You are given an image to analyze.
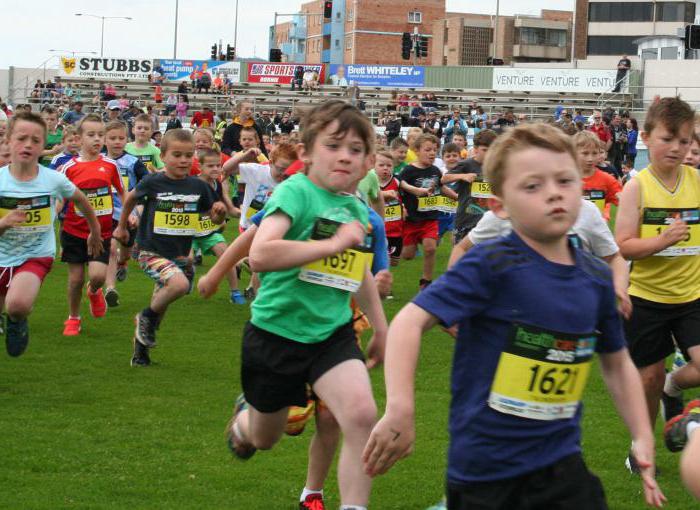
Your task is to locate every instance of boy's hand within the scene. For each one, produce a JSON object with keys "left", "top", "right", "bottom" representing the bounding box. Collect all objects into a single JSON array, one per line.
[
  {"left": 211, "top": 201, "right": 227, "bottom": 218},
  {"left": 384, "top": 190, "right": 398, "bottom": 201},
  {"left": 365, "top": 329, "right": 386, "bottom": 369},
  {"left": 0, "top": 209, "right": 28, "bottom": 230},
  {"left": 240, "top": 148, "right": 260, "bottom": 162},
  {"left": 374, "top": 269, "right": 393, "bottom": 299},
  {"left": 331, "top": 221, "right": 365, "bottom": 252},
  {"left": 112, "top": 226, "right": 129, "bottom": 246},
  {"left": 631, "top": 438, "right": 667, "bottom": 508},
  {"left": 363, "top": 412, "right": 415, "bottom": 477},
  {"left": 87, "top": 231, "right": 104, "bottom": 257},
  {"left": 660, "top": 220, "right": 689, "bottom": 247},
  {"left": 127, "top": 214, "right": 140, "bottom": 229},
  {"left": 463, "top": 173, "right": 478, "bottom": 183},
  {"left": 197, "top": 275, "right": 218, "bottom": 299}
]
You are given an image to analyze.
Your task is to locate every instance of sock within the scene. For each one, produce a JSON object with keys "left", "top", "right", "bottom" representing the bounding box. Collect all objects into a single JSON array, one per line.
[
  {"left": 142, "top": 307, "right": 159, "bottom": 319},
  {"left": 340, "top": 506, "right": 367, "bottom": 510},
  {"left": 68, "top": 315, "right": 80, "bottom": 320},
  {"left": 299, "top": 487, "right": 323, "bottom": 502},
  {"left": 664, "top": 371, "right": 683, "bottom": 397},
  {"left": 688, "top": 421, "right": 700, "bottom": 438}
]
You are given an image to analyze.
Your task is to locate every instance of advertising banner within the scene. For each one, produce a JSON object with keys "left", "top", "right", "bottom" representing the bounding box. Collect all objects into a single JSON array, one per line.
[
  {"left": 328, "top": 64, "right": 425, "bottom": 88},
  {"left": 247, "top": 63, "right": 325, "bottom": 84},
  {"left": 154, "top": 59, "right": 241, "bottom": 83},
  {"left": 59, "top": 57, "right": 152, "bottom": 81},
  {"left": 492, "top": 68, "right": 622, "bottom": 94}
]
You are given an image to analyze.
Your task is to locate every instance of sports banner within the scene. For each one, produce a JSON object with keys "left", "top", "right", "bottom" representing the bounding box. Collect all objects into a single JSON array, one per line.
[
  {"left": 59, "top": 57, "right": 152, "bottom": 81},
  {"left": 328, "top": 65, "right": 425, "bottom": 88},
  {"left": 493, "top": 68, "right": 622, "bottom": 94},
  {"left": 154, "top": 59, "right": 241, "bottom": 83},
  {"left": 247, "top": 63, "right": 325, "bottom": 85}
]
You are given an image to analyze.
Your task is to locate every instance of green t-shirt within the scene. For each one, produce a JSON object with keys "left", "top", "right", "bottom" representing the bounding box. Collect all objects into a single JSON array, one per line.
[
  {"left": 357, "top": 169, "right": 380, "bottom": 205},
  {"left": 40, "top": 129, "right": 63, "bottom": 166},
  {"left": 125, "top": 142, "right": 165, "bottom": 172},
  {"left": 252, "top": 173, "right": 369, "bottom": 344},
  {"left": 393, "top": 162, "right": 407, "bottom": 176}
]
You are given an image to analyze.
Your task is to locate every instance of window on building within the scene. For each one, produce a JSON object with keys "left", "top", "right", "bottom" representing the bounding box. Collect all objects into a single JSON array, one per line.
[
  {"left": 408, "top": 11, "right": 422, "bottom": 23},
  {"left": 335, "top": 39, "right": 340, "bottom": 48},
  {"left": 641, "top": 48, "right": 658, "bottom": 60},
  {"left": 656, "top": 2, "right": 695, "bottom": 22},
  {"left": 517, "top": 27, "right": 567, "bottom": 47},
  {"left": 346, "top": 38, "right": 352, "bottom": 50},
  {"left": 444, "top": 27, "right": 449, "bottom": 44},
  {"left": 588, "top": 2, "right": 654, "bottom": 22},
  {"left": 660, "top": 46, "right": 678, "bottom": 59},
  {"left": 348, "top": 8, "right": 354, "bottom": 21},
  {"left": 587, "top": 35, "right": 639, "bottom": 55}
]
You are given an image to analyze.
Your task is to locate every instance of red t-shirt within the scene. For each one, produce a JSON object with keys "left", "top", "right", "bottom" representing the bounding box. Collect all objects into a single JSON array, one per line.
[
  {"left": 190, "top": 152, "right": 230, "bottom": 176},
  {"left": 61, "top": 155, "right": 123, "bottom": 239},
  {"left": 381, "top": 177, "right": 403, "bottom": 238},
  {"left": 582, "top": 169, "right": 621, "bottom": 217},
  {"left": 192, "top": 110, "right": 215, "bottom": 128},
  {"left": 589, "top": 123, "right": 611, "bottom": 144}
]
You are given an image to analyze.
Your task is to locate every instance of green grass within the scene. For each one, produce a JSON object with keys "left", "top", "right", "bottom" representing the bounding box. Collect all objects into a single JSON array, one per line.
[{"left": 0, "top": 224, "right": 696, "bottom": 509}]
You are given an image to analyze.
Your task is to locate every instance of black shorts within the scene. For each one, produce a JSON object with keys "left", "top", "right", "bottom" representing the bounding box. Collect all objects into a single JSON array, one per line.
[
  {"left": 453, "top": 224, "right": 472, "bottom": 245},
  {"left": 387, "top": 236, "right": 403, "bottom": 259},
  {"left": 60, "top": 230, "right": 111, "bottom": 265},
  {"left": 624, "top": 296, "right": 700, "bottom": 368},
  {"left": 241, "top": 321, "right": 364, "bottom": 413},
  {"left": 447, "top": 454, "right": 607, "bottom": 510}
]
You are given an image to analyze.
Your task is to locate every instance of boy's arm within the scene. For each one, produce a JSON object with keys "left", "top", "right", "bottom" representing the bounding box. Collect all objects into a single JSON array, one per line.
[
  {"left": 220, "top": 180, "right": 238, "bottom": 216},
  {"left": 363, "top": 303, "right": 438, "bottom": 476},
  {"left": 113, "top": 190, "right": 138, "bottom": 244},
  {"left": 208, "top": 201, "right": 227, "bottom": 224},
  {"left": 615, "top": 178, "right": 689, "bottom": 259},
  {"left": 354, "top": 266, "right": 389, "bottom": 369},
  {"left": 447, "top": 235, "right": 474, "bottom": 269},
  {"left": 71, "top": 189, "right": 104, "bottom": 256},
  {"left": 599, "top": 349, "right": 666, "bottom": 507},
  {"left": 601, "top": 252, "right": 632, "bottom": 319},
  {"left": 399, "top": 180, "right": 429, "bottom": 197},
  {"left": 0, "top": 210, "right": 27, "bottom": 235},
  {"left": 222, "top": 148, "right": 260, "bottom": 177},
  {"left": 249, "top": 212, "right": 366, "bottom": 272},
  {"left": 370, "top": 191, "right": 385, "bottom": 218},
  {"left": 441, "top": 172, "right": 476, "bottom": 184},
  {"left": 199, "top": 225, "right": 257, "bottom": 298},
  {"left": 441, "top": 185, "right": 458, "bottom": 200}
]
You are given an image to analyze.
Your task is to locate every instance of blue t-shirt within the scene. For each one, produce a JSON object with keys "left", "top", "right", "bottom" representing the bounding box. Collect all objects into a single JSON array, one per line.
[
  {"left": 50, "top": 152, "right": 76, "bottom": 170},
  {"left": 0, "top": 165, "right": 76, "bottom": 266},
  {"left": 413, "top": 231, "right": 625, "bottom": 484},
  {"left": 110, "top": 152, "right": 148, "bottom": 220}
]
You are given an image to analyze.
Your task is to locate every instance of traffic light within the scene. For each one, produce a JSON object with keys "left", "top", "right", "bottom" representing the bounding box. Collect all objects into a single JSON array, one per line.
[
  {"left": 486, "top": 57, "right": 504, "bottom": 65},
  {"left": 417, "top": 36, "right": 429, "bottom": 58},
  {"left": 401, "top": 32, "right": 412, "bottom": 60},
  {"left": 210, "top": 44, "right": 217, "bottom": 60},
  {"left": 324, "top": 1, "right": 333, "bottom": 18},
  {"left": 686, "top": 24, "right": 700, "bottom": 50},
  {"left": 269, "top": 48, "right": 282, "bottom": 62},
  {"left": 226, "top": 44, "right": 235, "bottom": 61}
]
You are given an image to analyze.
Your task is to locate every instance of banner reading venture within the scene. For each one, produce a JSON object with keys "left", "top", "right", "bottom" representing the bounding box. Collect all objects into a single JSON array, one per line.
[
  {"left": 328, "top": 65, "right": 424, "bottom": 88},
  {"left": 59, "top": 57, "right": 152, "bottom": 81},
  {"left": 247, "top": 63, "right": 325, "bottom": 85},
  {"left": 493, "top": 68, "right": 622, "bottom": 94},
  {"left": 154, "top": 59, "right": 241, "bottom": 83}
]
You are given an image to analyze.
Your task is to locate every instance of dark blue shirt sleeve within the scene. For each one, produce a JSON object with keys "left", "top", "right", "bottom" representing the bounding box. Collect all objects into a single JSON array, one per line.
[
  {"left": 250, "top": 210, "right": 265, "bottom": 226},
  {"left": 367, "top": 208, "right": 388, "bottom": 274},
  {"left": 594, "top": 277, "right": 626, "bottom": 354},
  {"left": 133, "top": 160, "right": 148, "bottom": 183}
]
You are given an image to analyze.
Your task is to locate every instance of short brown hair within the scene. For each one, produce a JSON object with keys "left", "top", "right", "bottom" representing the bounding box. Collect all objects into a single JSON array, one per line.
[
  {"left": 390, "top": 137, "right": 408, "bottom": 149},
  {"left": 197, "top": 147, "right": 220, "bottom": 164},
  {"left": 442, "top": 142, "right": 461, "bottom": 155},
  {"left": 473, "top": 129, "right": 497, "bottom": 148},
  {"left": 300, "top": 100, "right": 374, "bottom": 155},
  {"left": 134, "top": 113, "right": 152, "bottom": 126},
  {"left": 484, "top": 123, "right": 577, "bottom": 197},
  {"left": 194, "top": 127, "right": 215, "bottom": 141},
  {"left": 7, "top": 111, "right": 47, "bottom": 139},
  {"left": 62, "top": 125, "right": 79, "bottom": 139},
  {"left": 160, "top": 128, "right": 194, "bottom": 154},
  {"left": 105, "top": 120, "right": 128, "bottom": 134},
  {"left": 269, "top": 142, "right": 298, "bottom": 164},
  {"left": 239, "top": 126, "right": 259, "bottom": 141},
  {"left": 412, "top": 133, "right": 438, "bottom": 151},
  {"left": 77, "top": 114, "right": 104, "bottom": 134},
  {"left": 573, "top": 130, "right": 602, "bottom": 150},
  {"left": 375, "top": 149, "right": 394, "bottom": 162},
  {"left": 644, "top": 97, "right": 695, "bottom": 136}
]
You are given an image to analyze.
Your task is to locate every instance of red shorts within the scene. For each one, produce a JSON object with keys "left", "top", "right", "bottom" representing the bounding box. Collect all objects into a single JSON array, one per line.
[
  {"left": 402, "top": 220, "right": 439, "bottom": 246},
  {"left": 0, "top": 257, "right": 54, "bottom": 296}
]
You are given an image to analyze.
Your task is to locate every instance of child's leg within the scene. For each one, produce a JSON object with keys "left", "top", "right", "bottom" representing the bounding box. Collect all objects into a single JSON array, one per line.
[
  {"left": 422, "top": 237, "right": 437, "bottom": 281},
  {"left": 5, "top": 272, "right": 42, "bottom": 321},
  {"left": 150, "top": 272, "right": 190, "bottom": 315},
  {"left": 87, "top": 261, "right": 107, "bottom": 293},
  {"left": 402, "top": 244, "right": 417, "bottom": 260},
  {"left": 681, "top": 426, "right": 700, "bottom": 500},
  {"left": 305, "top": 402, "right": 341, "bottom": 492},
  {"left": 105, "top": 240, "right": 119, "bottom": 290},
  {"left": 237, "top": 406, "right": 289, "bottom": 450},
  {"left": 67, "top": 263, "right": 86, "bottom": 317},
  {"left": 312, "top": 360, "right": 376, "bottom": 506}
]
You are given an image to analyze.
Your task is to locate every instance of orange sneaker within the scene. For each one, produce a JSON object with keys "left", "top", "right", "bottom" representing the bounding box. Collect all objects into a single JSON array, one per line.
[
  {"left": 87, "top": 285, "right": 107, "bottom": 318},
  {"left": 63, "top": 317, "right": 82, "bottom": 336}
]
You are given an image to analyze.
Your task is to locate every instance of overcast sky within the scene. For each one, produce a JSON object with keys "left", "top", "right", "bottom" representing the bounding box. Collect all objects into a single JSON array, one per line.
[{"left": 0, "top": 0, "right": 574, "bottom": 69}]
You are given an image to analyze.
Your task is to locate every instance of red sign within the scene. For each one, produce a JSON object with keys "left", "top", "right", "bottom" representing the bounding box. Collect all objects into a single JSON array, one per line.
[{"left": 247, "top": 63, "right": 325, "bottom": 84}]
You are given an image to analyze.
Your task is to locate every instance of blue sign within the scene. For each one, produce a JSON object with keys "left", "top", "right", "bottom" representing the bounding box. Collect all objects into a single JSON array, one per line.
[
  {"left": 154, "top": 59, "right": 241, "bottom": 83},
  {"left": 328, "top": 65, "right": 425, "bottom": 88}
]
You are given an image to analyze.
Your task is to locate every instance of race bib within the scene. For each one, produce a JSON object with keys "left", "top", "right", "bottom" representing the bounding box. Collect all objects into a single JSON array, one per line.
[
  {"left": 583, "top": 189, "right": 605, "bottom": 212},
  {"left": 299, "top": 218, "right": 374, "bottom": 293},
  {"left": 119, "top": 170, "right": 129, "bottom": 192},
  {"left": 0, "top": 195, "right": 52, "bottom": 234},
  {"left": 417, "top": 195, "right": 441, "bottom": 212},
  {"left": 384, "top": 203, "right": 401, "bottom": 222},
  {"left": 471, "top": 179, "right": 493, "bottom": 199},
  {"left": 195, "top": 214, "right": 218, "bottom": 237},
  {"left": 437, "top": 195, "right": 457, "bottom": 214},
  {"left": 153, "top": 199, "right": 199, "bottom": 236},
  {"left": 78, "top": 187, "right": 113, "bottom": 217},
  {"left": 640, "top": 207, "right": 700, "bottom": 257},
  {"left": 488, "top": 324, "right": 596, "bottom": 421},
  {"left": 245, "top": 198, "right": 265, "bottom": 221}
]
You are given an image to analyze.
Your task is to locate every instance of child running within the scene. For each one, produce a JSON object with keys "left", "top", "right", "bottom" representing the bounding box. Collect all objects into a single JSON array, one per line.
[
  {"left": 59, "top": 114, "right": 124, "bottom": 336},
  {"left": 575, "top": 131, "right": 622, "bottom": 219},
  {"left": 224, "top": 100, "right": 387, "bottom": 510},
  {"left": 126, "top": 113, "right": 165, "bottom": 173},
  {"left": 389, "top": 137, "right": 408, "bottom": 176},
  {"left": 49, "top": 126, "right": 81, "bottom": 170},
  {"left": 376, "top": 149, "right": 403, "bottom": 267},
  {"left": 0, "top": 112, "right": 102, "bottom": 356},
  {"left": 113, "top": 129, "right": 225, "bottom": 367},
  {"left": 364, "top": 123, "right": 665, "bottom": 509}
]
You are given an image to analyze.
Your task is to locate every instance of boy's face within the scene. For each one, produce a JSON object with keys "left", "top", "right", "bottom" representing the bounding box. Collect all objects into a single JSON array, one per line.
[
  {"left": 374, "top": 155, "right": 394, "bottom": 181},
  {"left": 452, "top": 135, "right": 466, "bottom": 149},
  {"left": 416, "top": 141, "right": 437, "bottom": 166},
  {"left": 65, "top": 135, "right": 81, "bottom": 154},
  {"left": 0, "top": 142, "right": 11, "bottom": 167},
  {"left": 390, "top": 146, "right": 407, "bottom": 165},
  {"left": 443, "top": 151, "right": 460, "bottom": 169},
  {"left": 0, "top": 122, "right": 7, "bottom": 140},
  {"left": 301, "top": 121, "right": 371, "bottom": 193},
  {"left": 683, "top": 140, "right": 700, "bottom": 168},
  {"left": 576, "top": 143, "right": 598, "bottom": 174},
  {"left": 169, "top": 111, "right": 176, "bottom": 119},
  {"left": 194, "top": 133, "right": 212, "bottom": 151},
  {"left": 8, "top": 120, "right": 44, "bottom": 165},
  {"left": 133, "top": 121, "right": 152, "bottom": 142},
  {"left": 104, "top": 128, "right": 127, "bottom": 156},
  {"left": 596, "top": 148, "right": 606, "bottom": 165},
  {"left": 162, "top": 140, "right": 195, "bottom": 179},
  {"left": 472, "top": 145, "right": 489, "bottom": 163},
  {"left": 42, "top": 112, "right": 58, "bottom": 131},
  {"left": 279, "top": 134, "right": 289, "bottom": 144},
  {"left": 239, "top": 132, "right": 258, "bottom": 150},
  {"left": 238, "top": 103, "right": 253, "bottom": 121},
  {"left": 200, "top": 156, "right": 222, "bottom": 180},
  {"left": 642, "top": 121, "right": 693, "bottom": 172},
  {"left": 79, "top": 121, "right": 105, "bottom": 156},
  {"left": 495, "top": 148, "right": 581, "bottom": 244},
  {"left": 270, "top": 157, "right": 292, "bottom": 183}
]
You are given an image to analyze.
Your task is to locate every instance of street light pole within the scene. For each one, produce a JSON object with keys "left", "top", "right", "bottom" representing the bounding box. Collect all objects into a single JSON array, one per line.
[
  {"left": 234, "top": 0, "right": 239, "bottom": 55},
  {"left": 101, "top": 17, "right": 105, "bottom": 57},
  {"left": 174, "top": 0, "right": 179, "bottom": 58}
]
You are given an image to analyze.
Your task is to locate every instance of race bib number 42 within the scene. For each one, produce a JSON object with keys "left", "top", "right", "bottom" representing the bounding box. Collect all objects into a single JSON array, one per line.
[
  {"left": 640, "top": 207, "right": 700, "bottom": 257},
  {"left": 384, "top": 204, "right": 401, "bottom": 222},
  {"left": 0, "top": 195, "right": 52, "bottom": 233},
  {"left": 488, "top": 324, "right": 596, "bottom": 421}
]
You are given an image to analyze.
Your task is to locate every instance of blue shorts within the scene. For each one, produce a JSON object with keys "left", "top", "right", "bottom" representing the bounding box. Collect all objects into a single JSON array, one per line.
[{"left": 438, "top": 213, "right": 455, "bottom": 237}]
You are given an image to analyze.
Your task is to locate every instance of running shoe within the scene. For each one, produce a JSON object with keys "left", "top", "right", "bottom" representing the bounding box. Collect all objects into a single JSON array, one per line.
[
  {"left": 230, "top": 289, "right": 246, "bottom": 305},
  {"left": 104, "top": 288, "right": 120, "bottom": 308},
  {"left": 62, "top": 317, "right": 82, "bottom": 336},
  {"left": 661, "top": 389, "right": 684, "bottom": 423},
  {"left": 130, "top": 337, "right": 151, "bottom": 367},
  {"left": 116, "top": 263, "right": 128, "bottom": 282},
  {"left": 243, "top": 286, "right": 256, "bottom": 301},
  {"left": 134, "top": 312, "right": 157, "bottom": 348},
  {"left": 286, "top": 400, "right": 315, "bottom": 436},
  {"left": 425, "top": 499, "right": 447, "bottom": 510},
  {"left": 419, "top": 279, "right": 432, "bottom": 290},
  {"left": 5, "top": 316, "right": 29, "bottom": 357},
  {"left": 86, "top": 285, "right": 107, "bottom": 318},
  {"left": 625, "top": 449, "right": 661, "bottom": 476},
  {"left": 664, "top": 399, "right": 700, "bottom": 452},
  {"left": 299, "top": 493, "right": 325, "bottom": 510},
  {"left": 673, "top": 348, "right": 687, "bottom": 370},
  {"left": 0, "top": 312, "right": 5, "bottom": 336},
  {"left": 194, "top": 253, "right": 203, "bottom": 266},
  {"left": 226, "top": 394, "right": 257, "bottom": 460}
]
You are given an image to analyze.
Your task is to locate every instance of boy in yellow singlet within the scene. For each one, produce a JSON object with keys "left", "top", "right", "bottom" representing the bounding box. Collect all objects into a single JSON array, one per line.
[{"left": 615, "top": 97, "right": 700, "bottom": 472}]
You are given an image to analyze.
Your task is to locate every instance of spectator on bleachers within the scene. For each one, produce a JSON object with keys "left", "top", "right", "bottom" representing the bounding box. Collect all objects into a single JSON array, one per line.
[
  {"left": 191, "top": 105, "right": 215, "bottom": 128},
  {"left": 177, "top": 82, "right": 189, "bottom": 103},
  {"left": 495, "top": 110, "right": 517, "bottom": 130},
  {"left": 103, "top": 83, "right": 117, "bottom": 102},
  {"left": 30, "top": 80, "right": 43, "bottom": 100},
  {"left": 42, "top": 80, "right": 55, "bottom": 101},
  {"left": 62, "top": 101, "right": 85, "bottom": 125},
  {"left": 589, "top": 109, "right": 612, "bottom": 151},
  {"left": 278, "top": 112, "right": 295, "bottom": 134},
  {"left": 444, "top": 109, "right": 467, "bottom": 143},
  {"left": 122, "top": 102, "right": 142, "bottom": 138},
  {"left": 386, "top": 90, "right": 399, "bottom": 112},
  {"left": 409, "top": 97, "right": 424, "bottom": 118},
  {"left": 213, "top": 73, "right": 225, "bottom": 94},
  {"left": 422, "top": 92, "right": 438, "bottom": 110},
  {"left": 145, "top": 104, "right": 160, "bottom": 132},
  {"left": 198, "top": 72, "right": 212, "bottom": 94},
  {"left": 190, "top": 67, "right": 201, "bottom": 90},
  {"left": 608, "top": 113, "right": 628, "bottom": 173},
  {"left": 221, "top": 100, "right": 267, "bottom": 156},
  {"left": 385, "top": 111, "right": 402, "bottom": 144},
  {"left": 302, "top": 69, "right": 318, "bottom": 91},
  {"left": 376, "top": 111, "right": 386, "bottom": 127},
  {"left": 573, "top": 109, "right": 587, "bottom": 124},
  {"left": 165, "top": 92, "right": 178, "bottom": 115},
  {"left": 165, "top": 110, "right": 182, "bottom": 132},
  {"left": 398, "top": 92, "right": 409, "bottom": 111},
  {"left": 291, "top": 65, "right": 304, "bottom": 91},
  {"left": 104, "top": 100, "right": 124, "bottom": 123},
  {"left": 54, "top": 78, "right": 65, "bottom": 97},
  {"left": 118, "top": 93, "right": 130, "bottom": 110},
  {"left": 626, "top": 117, "right": 638, "bottom": 167},
  {"left": 176, "top": 95, "right": 189, "bottom": 122},
  {"left": 64, "top": 83, "right": 75, "bottom": 100},
  {"left": 153, "top": 84, "right": 163, "bottom": 107},
  {"left": 423, "top": 110, "right": 442, "bottom": 138},
  {"left": 255, "top": 110, "right": 276, "bottom": 137},
  {"left": 471, "top": 106, "right": 488, "bottom": 127}
]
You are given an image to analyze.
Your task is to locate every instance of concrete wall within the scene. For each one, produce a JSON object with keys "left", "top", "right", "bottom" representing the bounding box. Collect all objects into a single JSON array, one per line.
[
  {"left": 642, "top": 59, "right": 700, "bottom": 106},
  {"left": 1, "top": 66, "right": 60, "bottom": 105}
]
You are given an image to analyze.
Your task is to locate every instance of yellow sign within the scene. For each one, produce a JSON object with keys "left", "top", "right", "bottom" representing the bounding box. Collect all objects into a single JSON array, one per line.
[{"left": 61, "top": 57, "right": 76, "bottom": 75}]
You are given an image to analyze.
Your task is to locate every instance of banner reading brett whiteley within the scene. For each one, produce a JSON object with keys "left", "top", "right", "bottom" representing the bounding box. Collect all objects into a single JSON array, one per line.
[
  {"left": 328, "top": 65, "right": 425, "bottom": 88},
  {"left": 493, "top": 68, "right": 621, "bottom": 94},
  {"left": 59, "top": 57, "right": 152, "bottom": 81}
]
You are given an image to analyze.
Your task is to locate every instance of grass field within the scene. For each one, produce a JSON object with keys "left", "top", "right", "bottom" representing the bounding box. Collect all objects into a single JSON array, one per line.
[{"left": 0, "top": 223, "right": 697, "bottom": 509}]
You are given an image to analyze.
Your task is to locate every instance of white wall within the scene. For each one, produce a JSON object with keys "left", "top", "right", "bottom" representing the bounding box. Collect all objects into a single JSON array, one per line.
[
  {"left": 0, "top": 66, "right": 60, "bottom": 105},
  {"left": 642, "top": 59, "right": 700, "bottom": 106}
]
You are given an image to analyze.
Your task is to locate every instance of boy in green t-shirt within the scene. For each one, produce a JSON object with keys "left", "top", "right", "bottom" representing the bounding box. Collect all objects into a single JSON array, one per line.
[
  {"left": 39, "top": 106, "right": 63, "bottom": 166},
  {"left": 125, "top": 113, "right": 165, "bottom": 172},
  {"left": 390, "top": 137, "right": 408, "bottom": 175},
  {"left": 227, "top": 100, "right": 387, "bottom": 510}
]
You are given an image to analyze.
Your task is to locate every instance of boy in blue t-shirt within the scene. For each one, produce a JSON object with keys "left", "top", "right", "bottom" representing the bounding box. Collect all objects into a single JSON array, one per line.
[{"left": 363, "top": 123, "right": 666, "bottom": 509}]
